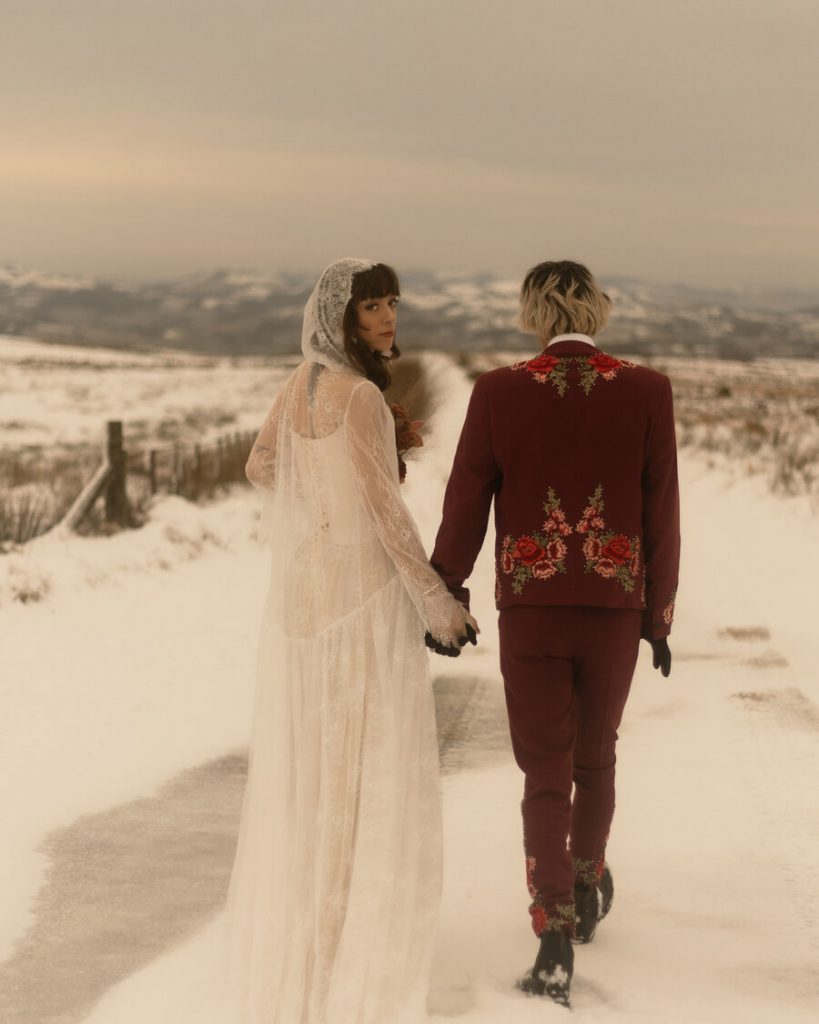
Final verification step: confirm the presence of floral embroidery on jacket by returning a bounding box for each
[576,485,641,594]
[662,588,677,625]
[578,352,635,393]
[513,352,571,395]
[501,488,573,594]
[512,352,635,397]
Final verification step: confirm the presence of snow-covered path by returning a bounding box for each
[1,355,817,1023]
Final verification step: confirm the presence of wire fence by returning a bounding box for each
[0,425,257,548]
[124,431,256,504]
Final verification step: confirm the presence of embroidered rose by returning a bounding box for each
[528,353,560,375]
[512,536,546,565]
[532,559,558,579]
[572,851,607,888]
[514,352,635,396]
[578,484,642,594]
[582,536,602,560]
[500,488,572,596]
[530,905,548,935]
[587,352,623,377]
[601,534,633,565]
[577,353,636,394]
[512,354,571,395]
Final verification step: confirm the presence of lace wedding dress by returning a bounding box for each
[177,260,466,1024]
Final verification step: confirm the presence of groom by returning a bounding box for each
[430,260,680,1008]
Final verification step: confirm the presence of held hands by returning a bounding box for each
[650,637,672,677]
[425,608,480,658]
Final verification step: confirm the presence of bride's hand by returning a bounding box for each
[424,605,480,657]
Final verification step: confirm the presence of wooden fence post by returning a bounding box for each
[172,446,182,494]
[148,449,158,495]
[105,421,130,525]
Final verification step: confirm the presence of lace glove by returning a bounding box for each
[424,600,480,658]
[650,637,672,677]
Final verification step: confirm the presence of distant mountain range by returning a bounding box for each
[1,264,817,360]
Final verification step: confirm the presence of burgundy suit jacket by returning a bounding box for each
[431,340,681,641]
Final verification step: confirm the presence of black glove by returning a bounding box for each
[650,637,672,677]
[460,623,478,647]
[424,631,461,657]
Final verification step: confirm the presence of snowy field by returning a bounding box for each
[1,344,818,1022]
[0,334,298,451]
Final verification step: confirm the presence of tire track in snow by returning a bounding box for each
[0,676,510,1024]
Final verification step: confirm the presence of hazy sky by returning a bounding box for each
[1,0,817,288]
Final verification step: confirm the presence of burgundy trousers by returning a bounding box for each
[498,605,642,937]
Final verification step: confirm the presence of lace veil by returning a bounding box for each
[300,257,375,369]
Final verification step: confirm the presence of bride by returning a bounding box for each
[219,258,478,1023]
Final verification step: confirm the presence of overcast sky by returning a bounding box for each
[1,0,817,289]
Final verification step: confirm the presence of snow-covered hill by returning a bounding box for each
[3,262,818,358]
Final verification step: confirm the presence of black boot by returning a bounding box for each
[573,864,614,944]
[516,930,574,1009]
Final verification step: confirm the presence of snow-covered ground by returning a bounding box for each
[1,353,817,1022]
[0,333,296,450]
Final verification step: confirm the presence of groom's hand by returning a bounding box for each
[457,611,480,648]
[650,637,672,677]
[424,631,462,657]
[462,623,478,646]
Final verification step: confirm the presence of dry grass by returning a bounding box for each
[0,432,255,550]
[386,356,437,424]
[0,453,95,547]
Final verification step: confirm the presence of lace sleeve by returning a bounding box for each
[344,379,468,645]
[245,391,284,490]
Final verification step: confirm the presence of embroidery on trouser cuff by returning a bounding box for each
[526,855,576,936]
[529,901,577,937]
[572,852,606,889]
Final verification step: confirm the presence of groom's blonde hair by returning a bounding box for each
[519,260,611,340]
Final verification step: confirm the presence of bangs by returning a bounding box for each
[350,263,401,301]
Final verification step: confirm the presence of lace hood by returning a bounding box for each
[300,257,376,370]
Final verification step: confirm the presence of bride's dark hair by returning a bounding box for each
[342,263,401,391]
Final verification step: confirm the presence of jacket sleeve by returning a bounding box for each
[640,375,681,641]
[431,373,501,609]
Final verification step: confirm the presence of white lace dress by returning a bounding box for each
[205,360,464,1024]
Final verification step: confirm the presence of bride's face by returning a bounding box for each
[354,295,399,353]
